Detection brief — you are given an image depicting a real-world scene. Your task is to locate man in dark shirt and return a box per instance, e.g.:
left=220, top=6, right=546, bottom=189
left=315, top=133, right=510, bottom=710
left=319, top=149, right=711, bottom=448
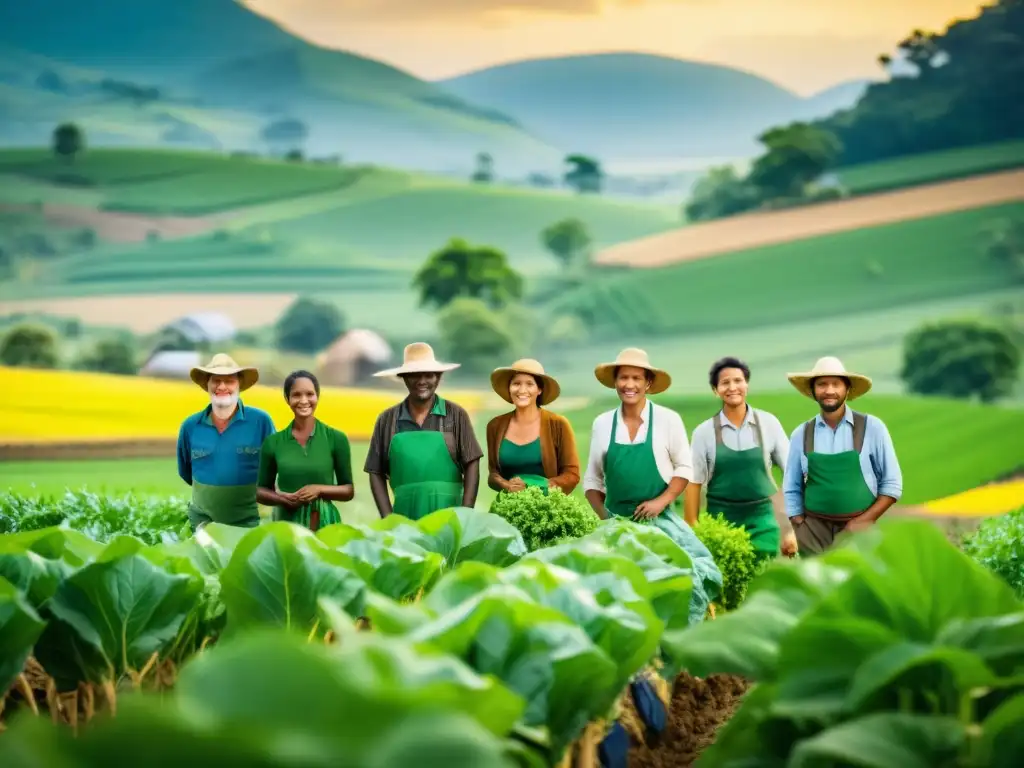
left=365, top=342, right=483, bottom=519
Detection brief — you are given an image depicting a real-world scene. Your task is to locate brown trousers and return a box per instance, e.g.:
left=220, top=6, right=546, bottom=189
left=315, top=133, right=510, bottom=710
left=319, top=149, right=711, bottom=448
left=794, top=514, right=849, bottom=556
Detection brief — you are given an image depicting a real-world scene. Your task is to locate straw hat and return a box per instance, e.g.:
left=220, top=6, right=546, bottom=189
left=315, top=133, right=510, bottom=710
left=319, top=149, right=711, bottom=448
left=372, top=342, right=460, bottom=379
left=490, top=359, right=561, bottom=406
left=786, top=356, right=872, bottom=400
left=594, top=348, right=671, bottom=395
left=190, top=353, right=259, bottom=392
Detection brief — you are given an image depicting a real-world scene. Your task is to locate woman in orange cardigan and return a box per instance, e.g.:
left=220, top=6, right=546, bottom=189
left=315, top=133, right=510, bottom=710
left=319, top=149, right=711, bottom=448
left=486, top=359, right=580, bottom=495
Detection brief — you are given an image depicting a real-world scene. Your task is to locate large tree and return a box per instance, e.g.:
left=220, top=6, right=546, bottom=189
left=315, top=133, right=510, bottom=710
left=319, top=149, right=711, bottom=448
left=541, top=218, right=592, bottom=270
left=52, top=122, right=84, bottom=163
left=684, top=165, right=760, bottom=222
left=901, top=318, right=1021, bottom=402
left=564, top=154, right=603, bottom=194
left=747, top=123, right=842, bottom=200
left=0, top=324, right=59, bottom=368
left=413, top=238, right=523, bottom=310
left=275, top=296, right=345, bottom=353
left=436, top=298, right=518, bottom=375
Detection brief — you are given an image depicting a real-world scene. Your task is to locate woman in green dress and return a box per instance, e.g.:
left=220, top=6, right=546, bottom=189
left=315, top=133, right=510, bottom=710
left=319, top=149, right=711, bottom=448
left=257, top=370, right=354, bottom=531
left=485, top=358, right=580, bottom=496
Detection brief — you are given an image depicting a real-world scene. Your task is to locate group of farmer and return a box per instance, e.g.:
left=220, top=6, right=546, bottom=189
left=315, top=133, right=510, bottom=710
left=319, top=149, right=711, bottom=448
left=177, top=343, right=902, bottom=559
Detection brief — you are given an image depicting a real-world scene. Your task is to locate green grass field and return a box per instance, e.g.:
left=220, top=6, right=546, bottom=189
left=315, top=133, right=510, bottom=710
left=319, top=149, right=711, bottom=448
left=3, top=392, right=1021, bottom=520
left=836, top=140, right=1024, bottom=196
left=550, top=202, right=1024, bottom=338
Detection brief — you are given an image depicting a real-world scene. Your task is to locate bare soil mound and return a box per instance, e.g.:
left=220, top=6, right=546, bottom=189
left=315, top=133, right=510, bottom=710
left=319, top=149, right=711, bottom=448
left=628, top=672, right=751, bottom=767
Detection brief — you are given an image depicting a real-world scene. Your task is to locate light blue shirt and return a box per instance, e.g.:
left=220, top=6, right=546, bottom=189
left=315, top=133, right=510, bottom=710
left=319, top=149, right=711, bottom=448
left=782, top=408, right=903, bottom=518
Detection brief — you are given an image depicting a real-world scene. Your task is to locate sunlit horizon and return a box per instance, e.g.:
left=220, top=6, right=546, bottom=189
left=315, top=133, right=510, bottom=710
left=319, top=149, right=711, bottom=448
left=245, top=0, right=987, bottom=94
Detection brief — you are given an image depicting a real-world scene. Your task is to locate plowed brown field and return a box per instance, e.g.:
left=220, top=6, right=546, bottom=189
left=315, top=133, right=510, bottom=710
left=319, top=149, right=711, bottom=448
left=596, top=168, right=1024, bottom=268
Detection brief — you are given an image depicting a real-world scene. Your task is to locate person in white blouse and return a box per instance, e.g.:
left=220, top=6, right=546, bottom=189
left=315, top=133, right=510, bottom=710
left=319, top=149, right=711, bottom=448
left=684, top=357, right=798, bottom=561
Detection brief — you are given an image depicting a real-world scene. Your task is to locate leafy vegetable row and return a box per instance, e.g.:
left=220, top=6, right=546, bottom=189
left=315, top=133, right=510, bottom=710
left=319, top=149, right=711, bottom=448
left=0, top=490, right=189, bottom=544
left=667, top=519, right=1024, bottom=767
left=0, top=507, right=706, bottom=763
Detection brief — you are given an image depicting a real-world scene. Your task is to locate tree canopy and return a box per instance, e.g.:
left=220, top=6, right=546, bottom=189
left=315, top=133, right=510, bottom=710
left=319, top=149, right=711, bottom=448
left=820, top=0, right=1024, bottom=166
left=413, top=238, right=523, bottom=310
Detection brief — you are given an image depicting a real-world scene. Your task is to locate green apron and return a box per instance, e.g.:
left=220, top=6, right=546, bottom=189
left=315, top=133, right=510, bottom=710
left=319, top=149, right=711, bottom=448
left=705, top=412, right=780, bottom=558
left=498, top=438, right=548, bottom=492
left=802, top=411, right=876, bottom=517
left=189, top=481, right=260, bottom=530
left=388, top=429, right=463, bottom=520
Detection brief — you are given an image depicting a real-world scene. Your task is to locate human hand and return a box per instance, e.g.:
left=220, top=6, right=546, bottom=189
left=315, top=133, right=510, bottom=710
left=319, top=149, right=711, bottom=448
left=791, top=514, right=805, bottom=525
left=633, top=498, right=667, bottom=520
left=293, top=485, right=322, bottom=503
left=547, top=479, right=561, bottom=491
left=780, top=532, right=798, bottom=557
left=845, top=515, right=874, bottom=533
left=506, top=477, right=527, bottom=492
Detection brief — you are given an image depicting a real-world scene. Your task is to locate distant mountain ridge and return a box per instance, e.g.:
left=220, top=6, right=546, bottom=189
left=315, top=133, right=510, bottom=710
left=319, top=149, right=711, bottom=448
left=0, top=2, right=872, bottom=172
left=0, top=0, right=558, bottom=172
left=437, top=53, right=871, bottom=161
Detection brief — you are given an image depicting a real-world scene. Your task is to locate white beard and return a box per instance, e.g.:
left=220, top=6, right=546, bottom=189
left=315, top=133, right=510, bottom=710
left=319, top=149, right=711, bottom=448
left=210, top=392, right=239, bottom=417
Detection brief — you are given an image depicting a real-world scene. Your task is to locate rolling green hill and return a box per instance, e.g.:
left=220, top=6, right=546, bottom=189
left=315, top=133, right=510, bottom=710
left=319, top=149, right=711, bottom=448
left=0, top=148, right=678, bottom=302
left=547, top=202, right=1024, bottom=337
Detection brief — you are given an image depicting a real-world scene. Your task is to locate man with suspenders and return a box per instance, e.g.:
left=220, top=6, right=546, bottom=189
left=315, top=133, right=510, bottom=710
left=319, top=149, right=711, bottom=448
left=781, top=357, right=904, bottom=555
left=686, top=357, right=797, bottom=562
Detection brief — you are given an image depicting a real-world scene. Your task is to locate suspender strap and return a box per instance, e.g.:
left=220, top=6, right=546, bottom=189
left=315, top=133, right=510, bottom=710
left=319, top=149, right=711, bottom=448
left=852, top=411, right=866, bottom=454
left=804, top=411, right=867, bottom=454
left=803, top=418, right=816, bottom=454
left=713, top=410, right=764, bottom=446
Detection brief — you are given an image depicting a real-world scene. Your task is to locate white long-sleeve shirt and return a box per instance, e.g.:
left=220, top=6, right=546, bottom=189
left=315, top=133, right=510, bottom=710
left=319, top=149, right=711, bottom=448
left=583, top=401, right=693, bottom=494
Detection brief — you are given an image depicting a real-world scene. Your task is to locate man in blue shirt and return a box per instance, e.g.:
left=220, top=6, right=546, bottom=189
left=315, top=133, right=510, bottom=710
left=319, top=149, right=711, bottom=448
left=177, top=353, right=275, bottom=531
left=782, top=356, right=903, bottom=555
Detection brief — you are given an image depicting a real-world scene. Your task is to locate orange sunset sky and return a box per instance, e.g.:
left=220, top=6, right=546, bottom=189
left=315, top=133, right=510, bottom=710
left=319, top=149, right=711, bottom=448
left=246, top=0, right=987, bottom=94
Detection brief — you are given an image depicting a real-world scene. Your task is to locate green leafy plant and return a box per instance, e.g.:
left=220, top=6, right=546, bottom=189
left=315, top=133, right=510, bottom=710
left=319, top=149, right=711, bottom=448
left=963, top=506, right=1024, bottom=598
left=0, top=491, right=189, bottom=544
left=666, top=519, right=1024, bottom=766
left=489, top=487, right=599, bottom=551
left=693, top=512, right=759, bottom=610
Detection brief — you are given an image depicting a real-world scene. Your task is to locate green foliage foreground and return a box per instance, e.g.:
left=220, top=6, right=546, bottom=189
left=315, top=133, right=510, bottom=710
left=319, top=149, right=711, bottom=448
left=1, top=513, right=1021, bottom=766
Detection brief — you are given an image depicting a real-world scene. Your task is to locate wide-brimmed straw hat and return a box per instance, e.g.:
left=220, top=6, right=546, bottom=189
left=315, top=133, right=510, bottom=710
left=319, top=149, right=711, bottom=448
left=372, top=342, right=460, bottom=379
left=594, top=348, right=671, bottom=395
left=490, top=358, right=561, bottom=406
left=190, top=353, right=259, bottom=392
left=787, top=356, right=872, bottom=400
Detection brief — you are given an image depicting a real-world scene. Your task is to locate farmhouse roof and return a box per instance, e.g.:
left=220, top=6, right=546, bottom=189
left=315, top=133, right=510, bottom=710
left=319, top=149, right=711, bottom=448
left=139, top=350, right=202, bottom=377
left=320, top=329, right=392, bottom=364
left=163, top=312, right=236, bottom=344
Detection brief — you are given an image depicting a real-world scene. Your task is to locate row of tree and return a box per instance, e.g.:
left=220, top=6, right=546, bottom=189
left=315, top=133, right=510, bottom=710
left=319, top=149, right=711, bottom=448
left=472, top=152, right=604, bottom=194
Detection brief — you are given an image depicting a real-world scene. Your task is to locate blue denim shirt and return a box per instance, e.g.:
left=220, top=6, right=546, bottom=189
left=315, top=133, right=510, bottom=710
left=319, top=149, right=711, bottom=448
left=176, top=401, right=276, bottom=487
left=782, top=408, right=903, bottom=518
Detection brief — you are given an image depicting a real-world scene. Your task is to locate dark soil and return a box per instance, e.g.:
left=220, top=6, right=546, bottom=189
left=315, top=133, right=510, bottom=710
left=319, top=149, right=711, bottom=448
left=627, top=671, right=751, bottom=767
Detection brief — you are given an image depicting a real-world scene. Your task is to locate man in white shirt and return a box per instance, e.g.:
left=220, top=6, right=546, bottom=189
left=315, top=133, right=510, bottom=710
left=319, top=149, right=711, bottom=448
left=584, top=348, right=692, bottom=521
left=584, top=348, right=720, bottom=623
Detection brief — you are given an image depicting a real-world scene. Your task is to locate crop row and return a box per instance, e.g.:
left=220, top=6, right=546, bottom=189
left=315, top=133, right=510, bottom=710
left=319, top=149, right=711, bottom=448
left=1, top=509, right=1021, bottom=767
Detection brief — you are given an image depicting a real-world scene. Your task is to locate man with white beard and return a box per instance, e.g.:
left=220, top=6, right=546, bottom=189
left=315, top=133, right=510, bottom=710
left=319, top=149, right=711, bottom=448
left=176, top=353, right=275, bottom=531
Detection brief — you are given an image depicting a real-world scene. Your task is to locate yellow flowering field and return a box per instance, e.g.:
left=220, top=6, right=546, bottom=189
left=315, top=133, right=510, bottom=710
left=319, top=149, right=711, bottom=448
left=921, top=480, right=1024, bottom=517
left=0, top=367, right=483, bottom=444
